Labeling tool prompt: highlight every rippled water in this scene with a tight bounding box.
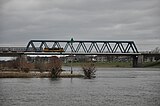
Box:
[0,68,160,106]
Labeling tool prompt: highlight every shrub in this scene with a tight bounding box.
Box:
[22,68,30,73]
[49,56,62,78]
[51,67,63,78]
[81,62,96,79]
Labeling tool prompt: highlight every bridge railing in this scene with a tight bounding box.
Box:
[25,40,139,53]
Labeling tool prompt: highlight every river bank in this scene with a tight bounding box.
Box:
[1,61,160,78]
[0,71,84,78]
[63,61,160,68]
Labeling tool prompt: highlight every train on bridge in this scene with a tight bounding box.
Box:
[0,47,26,53]
[43,48,64,52]
[0,47,64,53]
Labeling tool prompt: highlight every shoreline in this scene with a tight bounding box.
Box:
[63,61,160,68]
[0,71,84,78]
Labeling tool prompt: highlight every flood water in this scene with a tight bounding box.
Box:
[0,68,160,106]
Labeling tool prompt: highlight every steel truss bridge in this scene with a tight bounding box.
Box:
[25,40,139,54]
[0,40,140,56]
[0,40,142,67]
[0,40,160,67]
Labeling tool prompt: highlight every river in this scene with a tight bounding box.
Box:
[0,68,160,106]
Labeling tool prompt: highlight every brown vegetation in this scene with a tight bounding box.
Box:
[49,56,63,77]
[0,56,63,75]
[0,71,83,78]
[0,56,84,78]
[0,72,50,78]
[81,62,96,79]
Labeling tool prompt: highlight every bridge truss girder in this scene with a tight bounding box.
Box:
[26,40,139,53]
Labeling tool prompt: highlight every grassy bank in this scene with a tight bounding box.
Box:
[63,62,132,68]
[64,61,160,68]
[142,61,160,68]
[0,71,84,78]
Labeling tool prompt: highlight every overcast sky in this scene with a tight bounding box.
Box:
[0,0,160,51]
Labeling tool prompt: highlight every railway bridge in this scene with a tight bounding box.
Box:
[0,40,158,67]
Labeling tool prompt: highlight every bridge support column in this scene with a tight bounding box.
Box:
[132,56,138,67]
[137,55,143,67]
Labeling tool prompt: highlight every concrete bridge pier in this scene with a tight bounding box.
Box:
[132,55,138,67]
[137,55,144,67]
[132,55,143,67]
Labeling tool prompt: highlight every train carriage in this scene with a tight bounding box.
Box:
[43,48,64,52]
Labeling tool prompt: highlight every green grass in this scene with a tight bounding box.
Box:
[63,61,160,68]
[95,62,132,68]
[63,61,132,68]
[142,61,160,68]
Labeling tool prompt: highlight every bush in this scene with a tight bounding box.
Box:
[81,62,96,79]
[22,68,30,73]
[49,56,62,78]
[51,68,63,78]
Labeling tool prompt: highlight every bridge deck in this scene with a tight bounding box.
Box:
[24,52,141,56]
[0,52,141,56]
[1,52,159,57]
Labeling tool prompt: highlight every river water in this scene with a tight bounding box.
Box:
[0,68,160,106]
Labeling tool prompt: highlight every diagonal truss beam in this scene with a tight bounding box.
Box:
[25,40,139,53]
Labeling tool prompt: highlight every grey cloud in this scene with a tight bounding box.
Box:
[0,0,160,50]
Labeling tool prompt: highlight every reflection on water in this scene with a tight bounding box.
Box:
[0,68,160,106]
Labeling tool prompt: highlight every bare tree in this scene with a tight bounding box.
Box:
[81,62,96,79]
[18,56,34,72]
[152,47,160,61]
[152,47,160,53]
[48,56,62,77]
[34,61,46,73]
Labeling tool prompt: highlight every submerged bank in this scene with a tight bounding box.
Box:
[0,71,84,78]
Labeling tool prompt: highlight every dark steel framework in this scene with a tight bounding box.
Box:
[26,40,139,53]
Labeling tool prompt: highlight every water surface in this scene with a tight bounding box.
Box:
[0,68,160,106]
